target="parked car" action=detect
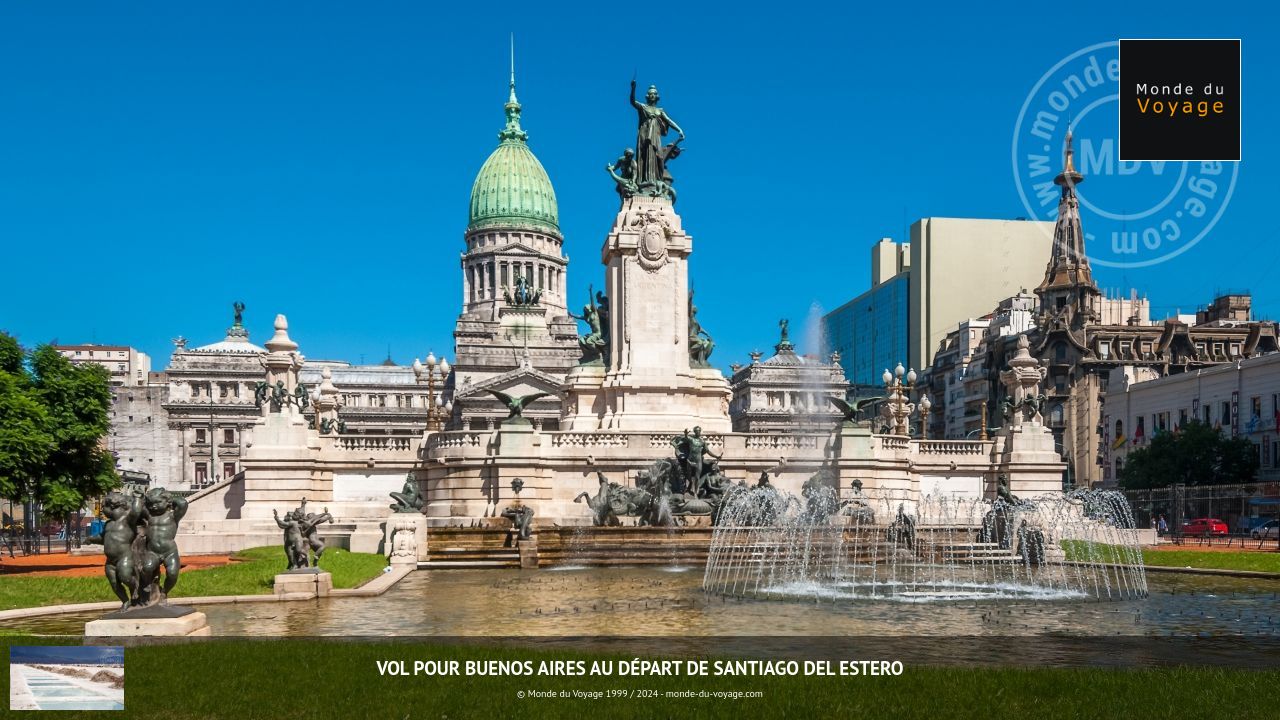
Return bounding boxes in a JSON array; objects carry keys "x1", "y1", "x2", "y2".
[
  {"x1": 1181, "y1": 518, "x2": 1228, "y2": 536},
  {"x1": 1251, "y1": 519, "x2": 1279, "y2": 540}
]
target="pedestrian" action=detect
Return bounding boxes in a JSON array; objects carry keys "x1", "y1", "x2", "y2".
[{"x1": 1157, "y1": 515, "x2": 1168, "y2": 536}]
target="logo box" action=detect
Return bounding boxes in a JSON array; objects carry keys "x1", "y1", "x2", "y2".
[{"x1": 1119, "y1": 39, "x2": 1240, "y2": 161}]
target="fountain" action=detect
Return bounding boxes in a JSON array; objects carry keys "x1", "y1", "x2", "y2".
[{"x1": 703, "y1": 481, "x2": 1148, "y2": 602}]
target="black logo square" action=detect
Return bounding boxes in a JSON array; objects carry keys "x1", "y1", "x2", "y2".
[{"x1": 1120, "y1": 39, "x2": 1240, "y2": 161}]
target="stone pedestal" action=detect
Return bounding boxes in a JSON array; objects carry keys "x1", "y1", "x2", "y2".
[
  {"x1": 385, "y1": 513, "x2": 427, "y2": 563},
  {"x1": 85, "y1": 608, "x2": 211, "y2": 637},
  {"x1": 273, "y1": 569, "x2": 333, "y2": 598},
  {"x1": 561, "y1": 195, "x2": 730, "y2": 432},
  {"x1": 495, "y1": 420, "x2": 541, "y2": 453},
  {"x1": 517, "y1": 536, "x2": 539, "y2": 569},
  {"x1": 350, "y1": 521, "x2": 385, "y2": 554},
  {"x1": 1000, "y1": 423, "x2": 1067, "y2": 497}
]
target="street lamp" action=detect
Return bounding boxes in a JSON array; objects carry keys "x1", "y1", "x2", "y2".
[
  {"x1": 413, "y1": 353, "x2": 451, "y2": 432},
  {"x1": 919, "y1": 394, "x2": 932, "y2": 439},
  {"x1": 882, "y1": 363, "x2": 919, "y2": 436}
]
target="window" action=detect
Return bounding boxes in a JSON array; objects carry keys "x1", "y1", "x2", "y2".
[
  {"x1": 223, "y1": 428, "x2": 235, "y2": 444},
  {"x1": 194, "y1": 463, "x2": 208, "y2": 484},
  {"x1": 195, "y1": 428, "x2": 207, "y2": 443},
  {"x1": 1230, "y1": 343, "x2": 1241, "y2": 357},
  {"x1": 1054, "y1": 343, "x2": 1067, "y2": 362},
  {"x1": 1098, "y1": 342, "x2": 1111, "y2": 359},
  {"x1": 1120, "y1": 341, "x2": 1132, "y2": 358},
  {"x1": 223, "y1": 462, "x2": 236, "y2": 479},
  {"x1": 1221, "y1": 401, "x2": 1231, "y2": 427},
  {"x1": 1178, "y1": 409, "x2": 1188, "y2": 427},
  {"x1": 1049, "y1": 404, "x2": 1064, "y2": 427}
]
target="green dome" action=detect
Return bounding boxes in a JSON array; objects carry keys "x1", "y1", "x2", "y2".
[{"x1": 467, "y1": 82, "x2": 560, "y2": 237}]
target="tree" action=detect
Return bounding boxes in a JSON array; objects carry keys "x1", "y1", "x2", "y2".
[
  {"x1": 0, "y1": 352, "x2": 53, "y2": 504},
  {"x1": 28, "y1": 345, "x2": 119, "y2": 519},
  {"x1": 1119, "y1": 420, "x2": 1260, "y2": 490},
  {"x1": 0, "y1": 333, "x2": 118, "y2": 545}
]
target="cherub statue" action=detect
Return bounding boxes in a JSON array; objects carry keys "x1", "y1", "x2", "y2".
[
  {"x1": 274, "y1": 508, "x2": 306, "y2": 569},
  {"x1": 99, "y1": 491, "x2": 143, "y2": 609},
  {"x1": 136, "y1": 488, "x2": 188, "y2": 606}
]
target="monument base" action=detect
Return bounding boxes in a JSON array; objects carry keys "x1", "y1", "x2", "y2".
[
  {"x1": 273, "y1": 570, "x2": 333, "y2": 598},
  {"x1": 85, "y1": 609, "x2": 210, "y2": 637},
  {"x1": 385, "y1": 513, "x2": 427, "y2": 563},
  {"x1": 517, "y1": 536, "x2": 539, "y2": 569}
]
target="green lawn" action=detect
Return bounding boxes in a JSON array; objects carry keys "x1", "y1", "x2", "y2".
[
  {"x1": 0, "y1": 546, "x2": 386, "y2": 611},
  {"x1": 0, "y1": 638, "x2": 1274, "y2": 719},
  {"x1": 1064, "y1": 541, "x2": 1280, "y2": 573}
]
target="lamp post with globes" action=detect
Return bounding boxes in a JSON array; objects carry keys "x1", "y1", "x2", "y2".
[
  {"x1": 881, "y1": 363, "x2": 919, "y2": 436},
  {"x1": 412, "y1": 352, "x2": 453, "y2": 432}
]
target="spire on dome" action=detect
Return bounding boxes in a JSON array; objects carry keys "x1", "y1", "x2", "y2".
[{"x1": 498, "y1": 34, "x2": 527, "y2": 143}]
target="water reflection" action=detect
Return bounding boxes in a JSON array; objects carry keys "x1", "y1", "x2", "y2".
[{"x1": 5, "y1": 568, "x2": 1276, "y2": 640}]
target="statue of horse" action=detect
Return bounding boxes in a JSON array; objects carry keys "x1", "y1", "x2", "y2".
[{"x1": 574, "y1": 473, "x2": 621, "y2": 527}]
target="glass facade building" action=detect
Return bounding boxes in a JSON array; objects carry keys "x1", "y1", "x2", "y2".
[{"x1": 822, "y1": 274, "x2": 909, "y2": 388}]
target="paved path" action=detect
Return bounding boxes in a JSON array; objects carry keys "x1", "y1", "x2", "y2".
[
  {"x1": 0, "y1": 551, "x2": 234, "y2": 577},
  {"x1": 8, "y1": 664, "x2": 124, "y2": 711}
]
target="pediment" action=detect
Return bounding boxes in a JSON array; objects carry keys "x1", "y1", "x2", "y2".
[
  {"x1": 454, "y1": 367, "x2": 564, "y2": 401},
  {"x1": 499, "y1": 242, "x2": 545, "y2": 257}
]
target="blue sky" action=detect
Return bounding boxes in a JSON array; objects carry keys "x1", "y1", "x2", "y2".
[
  {"x1": 0, "y1": 2, "x2": 1272, "y2": 372},
  {"x1": 10, "y1": 645, "x2": 123, "y2": 665}
]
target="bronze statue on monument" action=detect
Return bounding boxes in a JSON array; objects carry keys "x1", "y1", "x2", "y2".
[{"x1": 607, "y1": 79, "x2": 685, "y2": 201}]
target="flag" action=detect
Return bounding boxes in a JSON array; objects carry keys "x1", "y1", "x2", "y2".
[
  {"x1": 1248, "y1": 415, "x2": 1261, "y2": 433},
  {"x1": 1112, "y1": 434, "x2": 1127, "y2": 450}
]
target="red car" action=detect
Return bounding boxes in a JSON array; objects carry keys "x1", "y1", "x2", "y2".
[{"x1": 1181, "y1": 518, "x2": 1228, "y2": 536}]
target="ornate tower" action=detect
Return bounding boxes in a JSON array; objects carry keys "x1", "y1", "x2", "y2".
[
  {"x1": 1031, "y1": 131, "x2": 1103, "y2": 489},
  {"x1": 449, "y1": 65, "x2": 580, "y2": 430},
  {"x1": 1034, "y1": 130, "x2": 1101, "y2": 330}
]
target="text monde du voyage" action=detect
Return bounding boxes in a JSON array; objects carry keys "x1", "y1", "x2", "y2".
[{"x1": 1134, "y1": 82, "x2": 1228, "y2": 118}]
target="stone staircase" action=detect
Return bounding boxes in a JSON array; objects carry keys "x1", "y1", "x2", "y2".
[
  {"x1": 537, "y1": 526, "x2": 713, "y2": 567},
  {"x1": 420, "y1": 528, "x2": 521, "y2": 569},
  {"x1": 419, "y1": 526, "x2": 715, "y2": 569},
  {"x1": 418, "y1": 525, "x2": 1026, "y2": 570}
]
